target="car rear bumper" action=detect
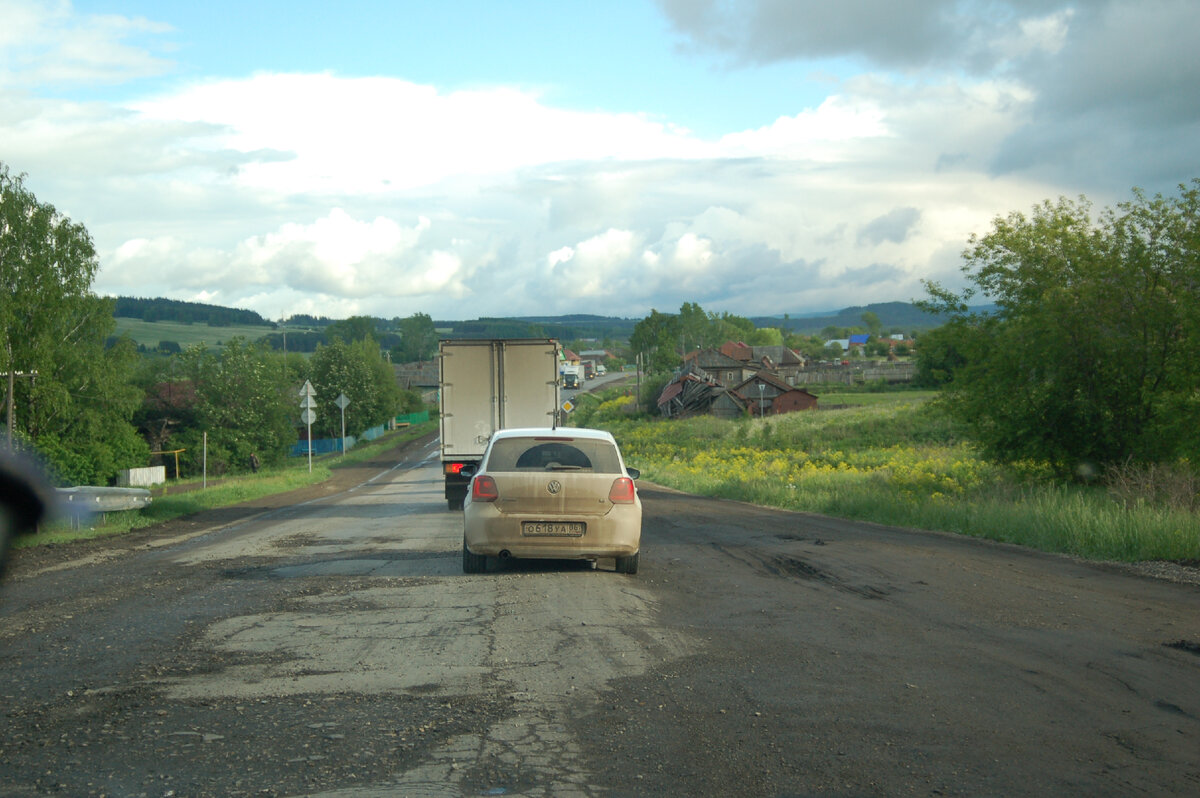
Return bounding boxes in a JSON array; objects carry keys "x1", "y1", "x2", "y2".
[{"x1": 464, "y1": 507, "x2": 641, "y2": 559}]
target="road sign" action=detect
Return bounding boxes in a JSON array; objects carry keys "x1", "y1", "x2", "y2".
[
  {"x1": 334, "y1": 394, "x2": 350, "y2": 456},
  {"x1": 299, "y1": 381, "x2": 317, "y2": 472},
  {"x1": 561, "y1": 399, "x2": 575, "y2": 414}
]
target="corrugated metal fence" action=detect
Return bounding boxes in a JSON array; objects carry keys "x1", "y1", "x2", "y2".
[{"x1": 289, "y1": 411, "x2": 431, "y2": 457}]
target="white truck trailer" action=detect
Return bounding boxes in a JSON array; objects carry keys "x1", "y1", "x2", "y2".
[{"x1": 438, "y1": 338, "x2": 562, "y2": 509}]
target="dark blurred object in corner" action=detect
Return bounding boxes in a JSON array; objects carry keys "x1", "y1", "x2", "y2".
[{"x1": 1, "y1": 449, "x2": 56, "y2": 578}]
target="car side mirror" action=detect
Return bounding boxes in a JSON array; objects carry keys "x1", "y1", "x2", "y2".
[
  {"x1": 460, "y1": 464, "x2": 478, "y2": 478},
  {"x1": 625, "y1": 467, "x2": 640, "y2": 480}
]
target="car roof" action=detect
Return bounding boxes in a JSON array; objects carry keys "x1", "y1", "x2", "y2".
[{"x1": 489, "y1": 427, "x2": 617, "y2": 443}]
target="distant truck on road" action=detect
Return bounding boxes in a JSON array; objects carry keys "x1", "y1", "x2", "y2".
[
  {"x1": 561, "y1": 363, "x2": 583, "y2": 389},
  {"x1": 438, "y1": 338, "x2": 562, "y2": 509}
]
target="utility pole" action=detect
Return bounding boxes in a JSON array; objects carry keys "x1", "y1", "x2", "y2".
[{"x1": 3, "y1": 369, "x2": 38, "y2": 448}]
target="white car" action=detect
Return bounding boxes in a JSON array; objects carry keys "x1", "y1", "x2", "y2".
[{"x1": 461, "y1": 428, "x2": 642, "y2": 574}]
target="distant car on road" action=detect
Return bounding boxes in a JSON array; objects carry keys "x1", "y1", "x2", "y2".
[{"x1": 461, "y1": 428, "x2": 642, "y2": 574}]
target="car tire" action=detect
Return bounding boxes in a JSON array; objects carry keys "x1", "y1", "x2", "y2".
[
  {"x1": 615, "y1": 552, "x2": 639, "y2": 575},
  {"x1": 463, "y1": 540, "x2": 487, "y2": 574},
  {"x1": 448, "y1": 496, "x2": 464, "y2": 511}
]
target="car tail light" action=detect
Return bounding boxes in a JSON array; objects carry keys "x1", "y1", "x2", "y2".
[
  {"x1": 472, "y1": 475, "x2": 499, "y2": 502},
  {"x1": 445, "y1": 462, "x2": 466, "y2": 475},
  {"x1": 609, "y1": 477, "x2": 636, "y2": 504}
]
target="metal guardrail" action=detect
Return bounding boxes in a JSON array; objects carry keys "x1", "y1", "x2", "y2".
[{"x1": 57, "y1": 486, "x2": 152, "y2": 520}]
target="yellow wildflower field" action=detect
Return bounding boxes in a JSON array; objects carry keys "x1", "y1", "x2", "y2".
[{"x1": 602, "y1": 399, "x2": 1199, "y2": 563}]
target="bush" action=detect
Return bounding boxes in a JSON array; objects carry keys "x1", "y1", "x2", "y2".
[{"x1": 1105, "y1": 460, "x2": 1199, "y2": 512}]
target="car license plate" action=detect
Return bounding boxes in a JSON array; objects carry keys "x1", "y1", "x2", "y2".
[{"x1": 522, "y1": 521, "x2": 585, "y2": 537}]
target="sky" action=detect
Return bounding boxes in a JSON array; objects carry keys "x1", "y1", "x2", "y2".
[{"x1": 3, "y1": 0, "x2": 1198, "y2": 323}]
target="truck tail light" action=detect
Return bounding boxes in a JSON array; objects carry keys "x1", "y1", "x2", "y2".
[
  {"x1": 609, "y1": 477, "x2": 636, "y2": 504},
  {"x1": 472, "y1": 475, "x2": 499, "y2": 502}
]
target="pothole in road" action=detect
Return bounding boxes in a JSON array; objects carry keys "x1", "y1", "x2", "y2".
[
  {"x1": 273, "y1": 553, "x2": 460, "y2": 578},
  {"x1": 1164, "y1": 639, "x2": 1200, "y2": 656},
  {"x1": 767, "y1": 554, "x2": 891, "y2": 600},
  {"x1": 218, "y1": 553, "x2": 460, "y2": 580}
]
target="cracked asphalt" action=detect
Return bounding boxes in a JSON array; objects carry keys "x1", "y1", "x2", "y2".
[{"x1": 2, "y1": 432, "x2": 1198, "y2": 796}]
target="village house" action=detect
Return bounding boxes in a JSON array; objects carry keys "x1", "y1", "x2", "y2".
[
  {"x1": 656, "y1": 370, "x2": 722, "y2": 419},
  {"x1": 720, "y1": 342, "x2": 808, "y2": 383},
  {"x1": 683, "y1": 348, "x2": 758, "y2": 386},
  {"x1": 656, "y1": 359, "x2": 819, "y2": 419},
  {"x1": 734, "y1": 371, "x2": 819, "y2": 416}
]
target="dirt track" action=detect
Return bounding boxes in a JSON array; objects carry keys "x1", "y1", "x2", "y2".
[{"x1": 1, "y1": 432, "x2": 1198, "y2": 796}]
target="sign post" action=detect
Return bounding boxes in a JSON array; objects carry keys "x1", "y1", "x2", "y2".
[
  {"x1": 335, "y1": 393, "x2": 350, "y2": 456},
  {"x1": 300, "y1": 380, "x2": 317, "y2": 473}
]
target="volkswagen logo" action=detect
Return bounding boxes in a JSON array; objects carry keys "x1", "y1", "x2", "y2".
[{"x1": 546, "y1": 480, "x2": 562, "y2": 495}]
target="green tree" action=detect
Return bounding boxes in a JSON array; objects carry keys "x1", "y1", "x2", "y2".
[
  {"x1": 711, "y1": 311, "x2": 755, "y2": 343},
  {"x1": 175, "y1": 339, "x2": 296, "y2": 475},
  {"x1": 678, "y1": 301, "x2": 711, "y2": 353},
  {"x1": 743, "y1": 326, "x2": 784, "y2": 347},
  {"x1": 867, "y1": 340, "x2": 891, "y2": 358},
  {"x1": 326, "y1": 315, "x2": 378, "y2": 344},
  {"x1": 861, "y1": 311, "x2": 882, "y2": 338},
  {"x1": 308, "y1": 338, "x2": 402, "y2": 438},
  {"x1": 1, "y1": 163, "x2": 148, "y2": 484},
  {"x1": 395, "y1": 312, "x2": 438, "y2": 362},
  {"x1": 913, "y1": 324, "x2": 966, "y2": 387},
  {"x1": 630, "y1": 309, "x2": 681, "y2": 374},
  {"x1": 922, "y1": 181, "x2": 1200, "y2": 474}
]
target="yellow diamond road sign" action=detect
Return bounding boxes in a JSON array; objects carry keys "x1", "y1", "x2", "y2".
[{"x1": 561, "y1": 399, "x2": 575, "y2": 414}]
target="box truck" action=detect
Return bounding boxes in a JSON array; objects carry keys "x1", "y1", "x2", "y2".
[
  {"x1": 439, "y1": 338, "x2": 562, "y2": 509},
  {"x1": 560, "y1": 363, "x2": 583, "y2": 389}
]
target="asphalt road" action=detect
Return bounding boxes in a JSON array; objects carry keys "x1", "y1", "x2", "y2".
[{"x1": 1, "y1": 433, "x2": 1198, "y2": 797}]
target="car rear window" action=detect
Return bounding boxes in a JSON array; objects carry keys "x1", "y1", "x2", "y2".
[{"x1": 485, "y1": 437, "x2": 623, "y2": 473}]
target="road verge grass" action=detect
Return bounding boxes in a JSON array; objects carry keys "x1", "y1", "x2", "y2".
[
  {"x1": 17, "y1": 422, "x2": 436, "y2": 548},
  {"x1": 603, "y1": 399, "x2": 1199, "y2": 563}
]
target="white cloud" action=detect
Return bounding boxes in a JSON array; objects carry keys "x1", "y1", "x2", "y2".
[
  {"x1": 718, "y1": 96, "x2": 889, "y2": 160},
  {"x1": 82, "y1": 65, "x2": 1054, "y2": 319},
  {"x1": 12, "y1": 0, "x2": 1193, "y2": 324},
  {"x1": 0, "y1": 0, "x2": 174, "y2": 87},
  {"x1": 101, "y1": 209, "x2": 463, "y2": 318},
  {"x1": 127, "y1": 73, "x2": 714, "y2": 196}
]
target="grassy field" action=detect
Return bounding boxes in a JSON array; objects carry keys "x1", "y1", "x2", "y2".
[
  {"x1": 591, "y1": 391, "x2": 1199, "y2": 564},
  {"x1": 113, "y1": 317, "x2": 275, "y2": 349}
]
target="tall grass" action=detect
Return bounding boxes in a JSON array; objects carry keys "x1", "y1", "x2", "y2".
[{"x1": 603, "y1": 399, "x2": 1199, "y2": 563}]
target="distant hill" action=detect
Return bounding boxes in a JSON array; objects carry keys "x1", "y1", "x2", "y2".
[
  {"x1": 115, "y1": 296, "x2": 273, "y2": 327},
  {"x1": 753, "y1": 302, "x2": 953, "y2": 334},
  {"x1": 112, "y1": 299, "x2": 958, "y2": 347},
  {"x1": 440, "y1": 315, "x2": 639, "y2": 341}
]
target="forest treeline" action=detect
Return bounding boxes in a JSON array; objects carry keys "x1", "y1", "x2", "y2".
[{"x1": 115, "y1": 296, "x2": 274, "y2": 327}]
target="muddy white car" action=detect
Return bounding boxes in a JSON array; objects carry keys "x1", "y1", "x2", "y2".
[{"x1": 461, "y1": 428, "x2": 642, "y2": 574}]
